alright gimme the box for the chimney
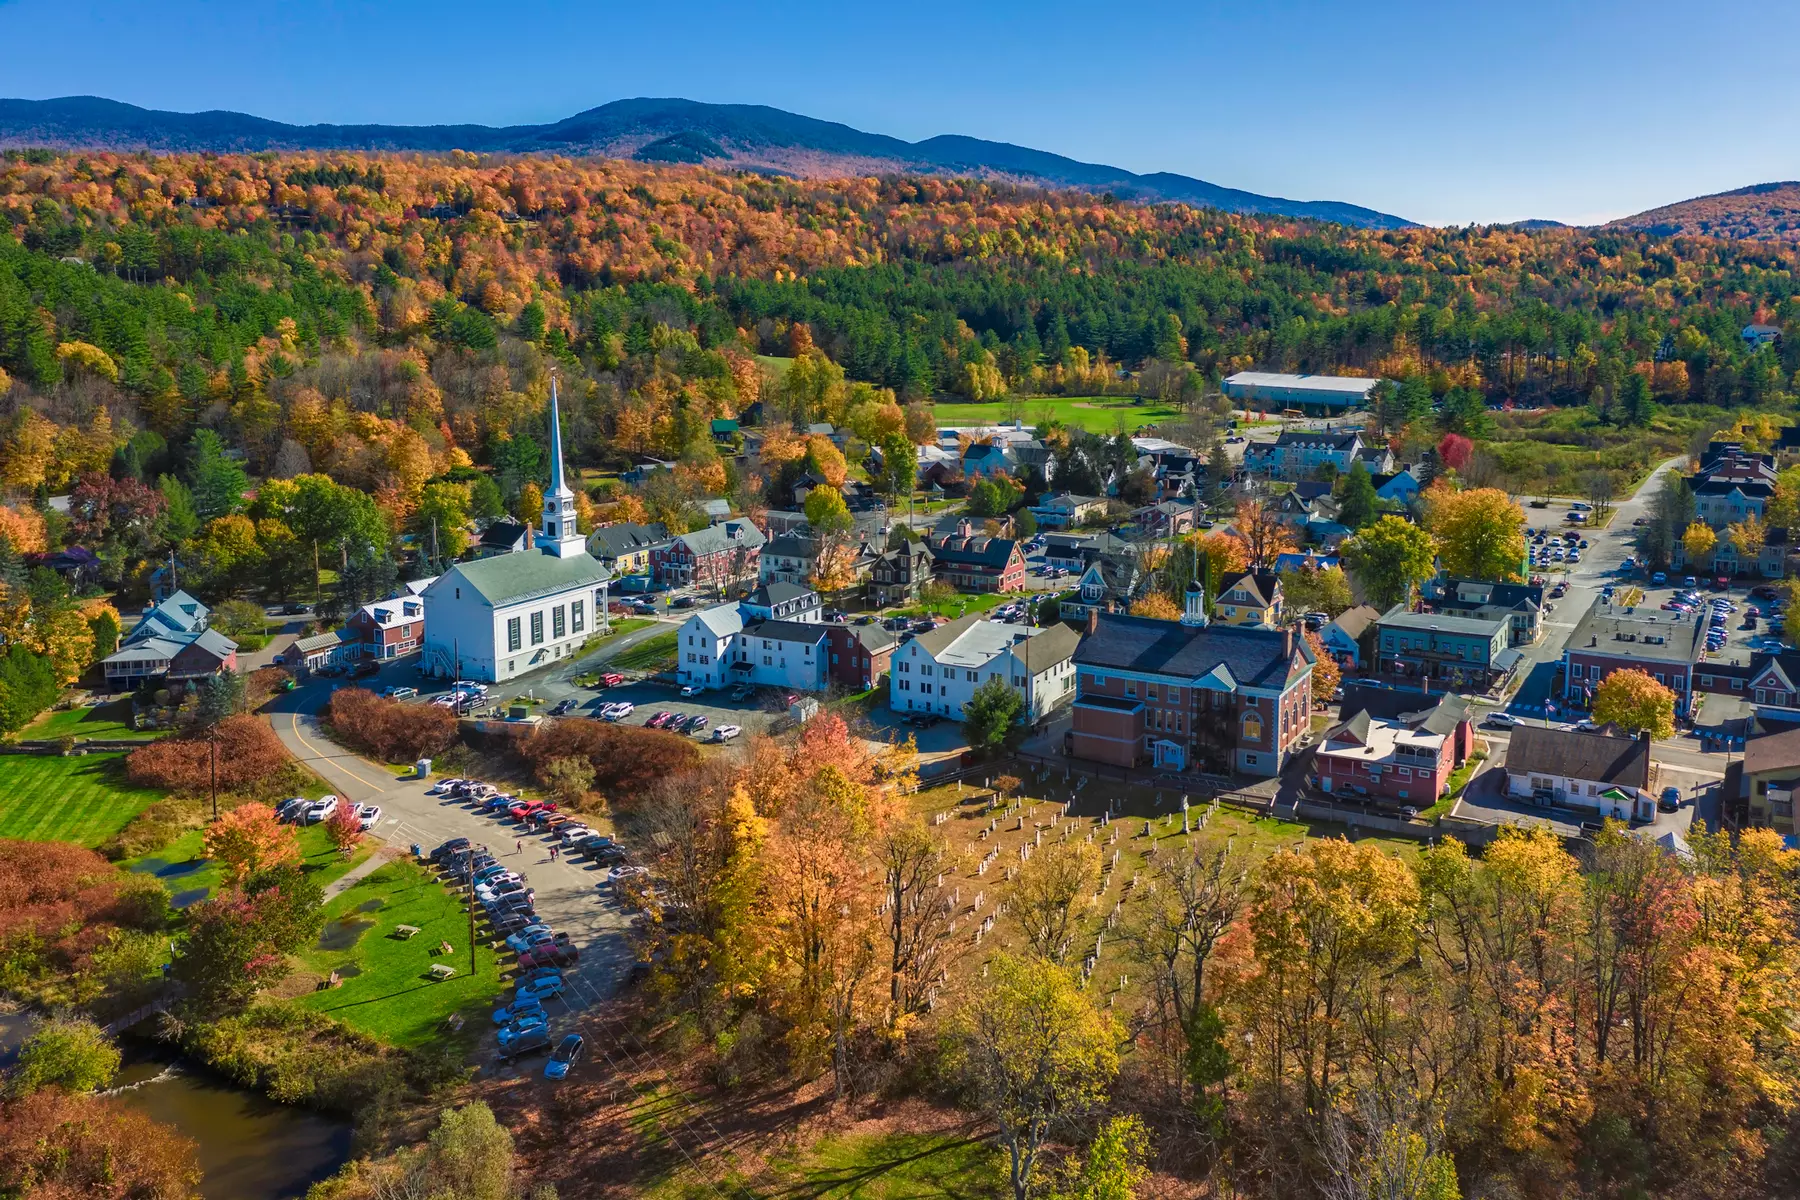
[1086,607,1099,638]
[1285,627,1294,658]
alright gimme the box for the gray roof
[742,618,828,644]
[479,519,534,550]
[1222,371,1382,397]
[1074,614,1308,691]
[748,581,814,607]
[765,534,816,559]
[910,614,1076,672]
[293,629,354,653]
[125,590,208,645]
[693,602,744,639]
[1565,605,1704,666]
[1337,684,1471,736]
[586,522,669,559]
[676,520,766,557]
[1376,606,1510,639]
[432,549,610,608]
[1328,604,1382,640]
[1504,726,1651,789]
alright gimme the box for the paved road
[265,686,635,1015]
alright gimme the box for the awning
[730,661,754,672]
[1493,648,1525,673]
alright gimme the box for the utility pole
[208,732,218,822]
[313,540,320,609]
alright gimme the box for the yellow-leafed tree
[1591,667,1677,740]
[1425,485,1526,583]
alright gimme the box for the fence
[0,738,154,755]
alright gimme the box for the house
[760,534,818,587]
[710,418,740,442]
[1242,429,1367,482]
[961,442,1014,480]
[1738,726,1800,833]
[675,600,829,694]
[925,521,1025,593]
[475,519,535,558]
[1338,683,1476,765]
[1503,725,1655,822]
[1743,323,1783,348]
[1030,493,1109,530]
[868,543,933,607]
[1424,578,1543,646]
[1561,605,1705,714]
[825,623,899,691]
[1322,604,1381,668]
[1057,553,1144,624]
[1213,571,1284,628]
[1372,606,1512,689]
[741,581,821,623]
[101,590,239,689]
[1070,584,1314,777]
[586,522,670,578]
[420,382,611,683]
[1133,500,1197,539]
[1313,710,1453,806]
[1043,530,1138,573]
[651,519,766,590]
[348,597,425,661]
[1221,372,1381,413]
[891,614,1080,721]
[282,628,356,674]
[1371,468,1421,506]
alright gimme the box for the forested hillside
[0,146,1796,555]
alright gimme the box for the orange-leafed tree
[1303,627,1339,703]
[202,801,302,885]
[1590,668,1677,740]
[0,504,48,554]
[1233,498,1294,570]
[1129,593,1182,621]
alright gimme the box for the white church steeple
[538,375,587,559]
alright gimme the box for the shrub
[325,687,459,763]
[516,718,700,808]
[9,1018,121,1096]
[0,840,158,1004]
[0,1088,201,1198]
[180,1002,404,1113]
[125,715,293,797]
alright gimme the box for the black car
[671,596,696,609]
[550,698,577,716]
[280,602,309,615]
[350,660,380,678]
[428,837,471,863]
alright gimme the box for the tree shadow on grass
[768,1135,995,1200]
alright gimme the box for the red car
[518,942,580,970]
[646,711,672,729]
[509,800,554,821]
[599,672,624,687]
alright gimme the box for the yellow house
[1213,570,1284,628]
[586,522,670,578]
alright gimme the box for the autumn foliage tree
[1128,592,1182,621]
[203,802,302,885]
[125,716,292,796]
[1590,667,1677,738]
[325,800,365,855]
[325,687,459,763]
[1424,485,1526,583]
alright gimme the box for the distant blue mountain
[0,95,1413,229]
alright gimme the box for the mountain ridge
[0,94,1413,229]
[1608,180,1800,245]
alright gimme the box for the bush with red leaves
[516,717,701,808]
[324,687,459,763]
[0,839,167,989]
[0,1088,200,1199]
[124,715,292,796]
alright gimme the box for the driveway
[1452,753,1709,840]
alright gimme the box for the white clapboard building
[420,381,611,682]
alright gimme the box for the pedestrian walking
[516,839,523,855]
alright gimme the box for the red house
[925,520,1025,594]
[650,520,766,589]
[348,597,425,661]
[825,623,899,690]
[1314,686,1475,805]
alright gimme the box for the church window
[530,612,544,645]
[1242,711,1264,742]
[507,618,522,652]
[553,606,566,639]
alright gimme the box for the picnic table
[429,964,456,981]
[394,924,421,940]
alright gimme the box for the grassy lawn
[0,752,164,846]
[126,824,372,911]
[612,629,679,673]
[569,618,657,678]
[756,354,795,378]
[1481,403,1726,497]
[291,857,503,1048]
[894,591,1017,621]
[22,700,158,741]
[932,394,1181,435]
[645,1131,999,1200]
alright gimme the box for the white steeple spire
[538,374,587,558]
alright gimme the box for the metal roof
[1222,372,1381,396]
[431,549,610,608]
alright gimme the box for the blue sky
[2,0,1795,226]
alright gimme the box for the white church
[419,381,611,683]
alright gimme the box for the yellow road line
[284,711,388,793]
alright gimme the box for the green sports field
[932,394,1181,434]
[0,752,163,846]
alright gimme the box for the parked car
[519,942,581,970]
[549,698,577,716]
[1659,786,1683,813]
[1482,712,1518,730]
[476,877,530,904]
[354,804,382,830]
[304,795,340,824]
[382,685,418,700]
[598,672,625,687]
[686,715,709,734]
[350,659,381,678]
[711,724,742,742]
[428,837,471,863]
[557,825,597,845]
[492,996,547,1026]
[680,684,702,697]
[504,925,557,953]
[517,974,569,1003]
[276,797,311,823]
[544,1034,585,1080]
[496,1023,552,1060]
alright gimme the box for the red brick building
[1069,585,1314,778]
[1562,605,1704,714]
[1313,688,1474,805]
[825,623,898,691]
[650,520,766,589]
[925,520,1025,594]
